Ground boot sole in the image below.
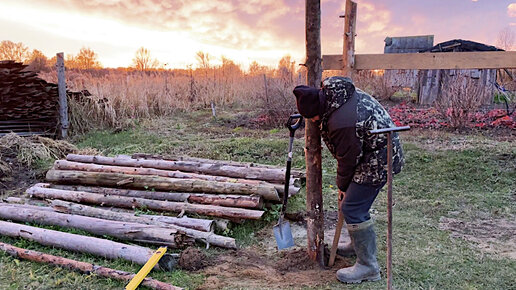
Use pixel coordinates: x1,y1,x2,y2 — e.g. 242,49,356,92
337,273,381,284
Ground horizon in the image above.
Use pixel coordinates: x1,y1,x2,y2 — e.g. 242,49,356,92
1,0,515,69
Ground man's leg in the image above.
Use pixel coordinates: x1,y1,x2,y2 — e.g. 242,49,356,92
336,182,384,284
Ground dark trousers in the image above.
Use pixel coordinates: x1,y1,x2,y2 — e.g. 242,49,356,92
341,181,385,224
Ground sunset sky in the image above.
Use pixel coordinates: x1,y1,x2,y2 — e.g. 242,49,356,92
1,0,515,69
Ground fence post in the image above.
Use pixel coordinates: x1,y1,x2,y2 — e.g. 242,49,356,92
305,0,325,267
342,0,357,77
56,52,68,139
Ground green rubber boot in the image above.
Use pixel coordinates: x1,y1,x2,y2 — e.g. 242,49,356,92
336,219,381,284
336,240,355,257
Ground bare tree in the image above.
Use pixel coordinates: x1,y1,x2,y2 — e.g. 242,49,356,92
0,40,29,62
496,26,515,51
195,51,211,69
76,47,102,69
248,61,267,76
26,49,48,72
277,55,295,85
132,47,159,71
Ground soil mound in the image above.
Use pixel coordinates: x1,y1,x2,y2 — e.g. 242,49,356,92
178,247,207,271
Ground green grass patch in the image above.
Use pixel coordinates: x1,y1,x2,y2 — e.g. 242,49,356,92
3,112,515,289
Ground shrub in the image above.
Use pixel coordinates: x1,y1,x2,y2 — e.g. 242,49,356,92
436,75,484,129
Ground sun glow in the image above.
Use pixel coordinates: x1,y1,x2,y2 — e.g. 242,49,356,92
0,0,295,68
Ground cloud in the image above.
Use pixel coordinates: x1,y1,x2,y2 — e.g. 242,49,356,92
509,3,516,17
23,0,299,53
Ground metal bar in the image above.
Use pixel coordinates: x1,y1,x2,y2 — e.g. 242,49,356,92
386,132,393,290
369,126,410,134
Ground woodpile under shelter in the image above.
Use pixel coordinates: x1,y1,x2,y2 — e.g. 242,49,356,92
384,36,502,105
0,61,59,137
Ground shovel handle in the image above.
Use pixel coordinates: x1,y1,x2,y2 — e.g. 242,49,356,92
329,191,346,267
286,114,303,137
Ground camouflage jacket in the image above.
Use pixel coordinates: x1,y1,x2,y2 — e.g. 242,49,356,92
319,76,404,189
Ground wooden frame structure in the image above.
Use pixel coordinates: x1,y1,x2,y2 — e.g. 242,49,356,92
323,51,516,71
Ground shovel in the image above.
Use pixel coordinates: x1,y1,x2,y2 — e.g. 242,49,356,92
273,113,303,250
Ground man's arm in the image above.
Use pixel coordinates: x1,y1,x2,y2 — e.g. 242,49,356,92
332,127,362,192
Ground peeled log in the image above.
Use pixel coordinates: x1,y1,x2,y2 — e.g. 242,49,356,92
45,183,263,209
67,154,287,183
50,200,237,249
0,220,176,270
56,159,276,188
0,204,193,248
46,169,279,201
28,185,264,220
56,159,299,198
37,185,214,232
0,242,180,290
131,153,306,179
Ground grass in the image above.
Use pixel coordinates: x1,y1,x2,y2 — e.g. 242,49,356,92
1,109,515,289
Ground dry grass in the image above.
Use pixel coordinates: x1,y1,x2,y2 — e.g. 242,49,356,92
0,133,76,167
39,68,300,126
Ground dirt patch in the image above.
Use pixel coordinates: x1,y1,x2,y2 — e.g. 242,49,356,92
439,216,516,259
179,247,207,271
199,247,353,290
198,211,355,289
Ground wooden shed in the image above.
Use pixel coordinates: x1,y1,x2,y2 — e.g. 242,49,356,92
384,37,501,105
0,61,59,137
383,35,434,88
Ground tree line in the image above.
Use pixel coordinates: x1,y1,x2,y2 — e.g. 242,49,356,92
0,40,299,79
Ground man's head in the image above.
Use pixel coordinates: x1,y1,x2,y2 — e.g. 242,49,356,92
293,76,355,120
292,85,324,120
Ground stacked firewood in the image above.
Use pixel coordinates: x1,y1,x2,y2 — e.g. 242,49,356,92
0,154,304,264
0,61,59,136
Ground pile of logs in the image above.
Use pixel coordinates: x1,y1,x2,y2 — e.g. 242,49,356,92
1,154,304,273
0,61,59,137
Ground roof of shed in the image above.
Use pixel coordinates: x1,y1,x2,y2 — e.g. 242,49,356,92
420,39,503,52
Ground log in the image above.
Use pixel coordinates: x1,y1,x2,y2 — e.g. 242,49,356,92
28,185,265,220
45,182,263,209
306,0,326,267
138,215,215,232
131,153,306,179
6,191,213,232
0,204,193,248
0,220,177,270
47,169,280,201
66,154,287,183
50,200,237,249
0,242,180,290
56,159,295,201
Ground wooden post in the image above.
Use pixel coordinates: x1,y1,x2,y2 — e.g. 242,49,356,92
56,52,68,139
342,0,357,77
305,0,325,267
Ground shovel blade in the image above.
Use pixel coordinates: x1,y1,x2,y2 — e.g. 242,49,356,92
273,221,295,250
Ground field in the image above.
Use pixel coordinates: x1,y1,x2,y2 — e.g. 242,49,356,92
1,109,514,289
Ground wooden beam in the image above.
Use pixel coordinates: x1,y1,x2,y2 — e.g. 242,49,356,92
323,51,516,70
56,52,69,139
305,0,325,267
342,0,357,76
